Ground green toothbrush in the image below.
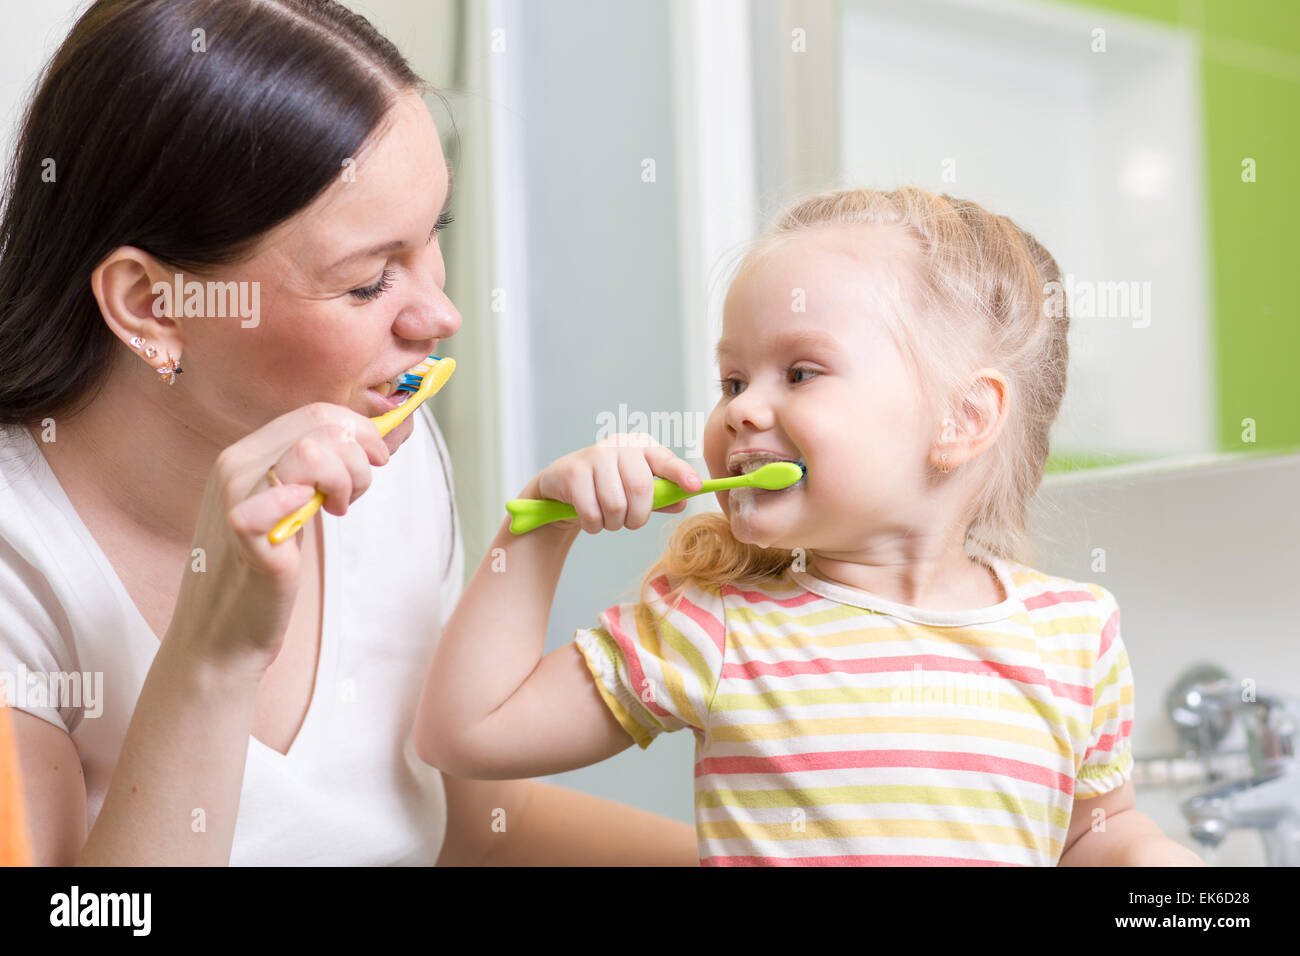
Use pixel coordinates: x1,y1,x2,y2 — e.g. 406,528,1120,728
505,460,806,534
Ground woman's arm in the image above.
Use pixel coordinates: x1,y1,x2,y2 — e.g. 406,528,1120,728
438,775,697,866
14,642,262,866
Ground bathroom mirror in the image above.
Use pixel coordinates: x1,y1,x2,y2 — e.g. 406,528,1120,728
674,0,1297,476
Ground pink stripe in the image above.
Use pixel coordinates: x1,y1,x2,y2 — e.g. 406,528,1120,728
1084,721,1132,758
1098,605,1119,659
649,575,725,657
601,604,672,721
696,747,1076,794
701,853,1025,866
721,653,1093,706
721,582,823,609
1023,588,1096,610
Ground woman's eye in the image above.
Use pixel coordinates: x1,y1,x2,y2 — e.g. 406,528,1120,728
350,268,395,303
718,377,744,396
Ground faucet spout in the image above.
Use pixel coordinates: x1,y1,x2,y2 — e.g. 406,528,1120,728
1181,765,1300,865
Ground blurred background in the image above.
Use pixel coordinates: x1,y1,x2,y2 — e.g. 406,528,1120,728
4,0,1296,865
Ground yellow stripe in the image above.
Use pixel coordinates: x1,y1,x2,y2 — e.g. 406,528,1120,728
699,815,1058,856
576,630,656,749
632,604,708,730
696,783,1071,830
1075,750,1134,791
726,619,1045,654
708,713,1074,759
1030,614,1104,638
711,685,1092,742
1090,658,1134,734
727,603,876,630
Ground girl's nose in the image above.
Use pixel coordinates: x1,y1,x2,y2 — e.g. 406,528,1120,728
725,385,775,433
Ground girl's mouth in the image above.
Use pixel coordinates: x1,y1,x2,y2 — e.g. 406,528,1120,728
727,451,805,480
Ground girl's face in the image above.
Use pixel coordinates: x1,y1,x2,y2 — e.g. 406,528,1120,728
176,89,461,454
702,224,939,552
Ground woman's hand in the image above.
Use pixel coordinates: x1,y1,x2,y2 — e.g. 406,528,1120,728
519,432,703,534
167,402,392,674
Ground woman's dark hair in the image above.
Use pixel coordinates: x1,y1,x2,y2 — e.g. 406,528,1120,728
0,0,439,426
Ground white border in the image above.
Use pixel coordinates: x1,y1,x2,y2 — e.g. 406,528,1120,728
487,0,535,495
670,0,758,511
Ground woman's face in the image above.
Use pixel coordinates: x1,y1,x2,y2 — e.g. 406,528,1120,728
179,89,461,453
701,224,937,552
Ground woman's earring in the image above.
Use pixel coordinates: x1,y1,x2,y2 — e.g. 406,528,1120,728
158,351,183,386
130,336,181,385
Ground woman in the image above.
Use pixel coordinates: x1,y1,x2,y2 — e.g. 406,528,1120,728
0,0,696,865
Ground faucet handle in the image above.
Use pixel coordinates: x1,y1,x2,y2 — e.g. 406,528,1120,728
1166,665,1235,760
1244,693,1300,775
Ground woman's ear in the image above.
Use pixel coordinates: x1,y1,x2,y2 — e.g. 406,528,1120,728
90,246,186,365
929,368,1010,472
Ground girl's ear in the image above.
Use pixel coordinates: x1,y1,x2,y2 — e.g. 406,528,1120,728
930,369,1010,472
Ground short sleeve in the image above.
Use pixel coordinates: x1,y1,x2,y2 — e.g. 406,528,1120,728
0,533,79,734
419,405,464,629
1074,587,1135,798
573,574,727,750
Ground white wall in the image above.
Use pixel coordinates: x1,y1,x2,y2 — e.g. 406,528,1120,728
1030,450,1300,866
0,1,89,165
840,0,1215,463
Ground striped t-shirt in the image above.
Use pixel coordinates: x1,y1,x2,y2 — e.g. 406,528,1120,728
573,554,1134,866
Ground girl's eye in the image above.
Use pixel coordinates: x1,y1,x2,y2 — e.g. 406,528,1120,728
718,377,744,397
350,268,395,303
789,366,819,384
434,210,455,235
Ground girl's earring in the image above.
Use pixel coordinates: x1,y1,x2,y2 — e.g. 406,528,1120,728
940,451,951,473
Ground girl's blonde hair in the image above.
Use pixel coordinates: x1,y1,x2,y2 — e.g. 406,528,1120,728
640,185,1070,610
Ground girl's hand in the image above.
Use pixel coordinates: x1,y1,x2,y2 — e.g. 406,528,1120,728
519,433,703,534
168,402,392,675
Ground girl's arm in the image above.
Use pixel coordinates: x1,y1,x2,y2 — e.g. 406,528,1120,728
413,435,702,780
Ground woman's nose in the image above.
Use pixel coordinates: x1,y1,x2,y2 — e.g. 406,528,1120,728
394,264,462,341
395,290,461,341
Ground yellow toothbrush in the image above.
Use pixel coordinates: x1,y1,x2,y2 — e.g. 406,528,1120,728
267,354,456,544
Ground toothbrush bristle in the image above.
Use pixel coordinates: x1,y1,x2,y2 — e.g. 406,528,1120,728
395,353,444,391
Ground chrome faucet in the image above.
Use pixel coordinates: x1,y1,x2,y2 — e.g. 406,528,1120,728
1167,665,1300,866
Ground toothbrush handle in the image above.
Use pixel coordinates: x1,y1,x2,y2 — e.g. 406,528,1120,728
269,490,327,544
506,477,694,534
267,357,456,545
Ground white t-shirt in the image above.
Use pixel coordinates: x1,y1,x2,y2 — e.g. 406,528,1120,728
0,404,464,865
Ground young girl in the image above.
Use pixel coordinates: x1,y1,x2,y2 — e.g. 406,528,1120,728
414,186,1199,867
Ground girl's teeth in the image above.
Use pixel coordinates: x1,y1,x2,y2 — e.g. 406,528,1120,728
376,381,394,397
735,456,786,475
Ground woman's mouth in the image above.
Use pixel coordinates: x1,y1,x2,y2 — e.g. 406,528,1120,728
367,375,415,411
